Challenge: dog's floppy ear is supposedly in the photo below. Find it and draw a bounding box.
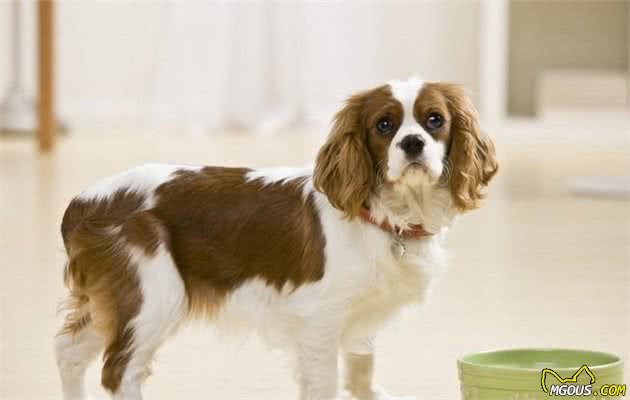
[313,92,373,219]
[440,84,498,211]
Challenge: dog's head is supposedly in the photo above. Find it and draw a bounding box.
[314,78,498,219]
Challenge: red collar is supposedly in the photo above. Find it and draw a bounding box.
[358,208,433,239]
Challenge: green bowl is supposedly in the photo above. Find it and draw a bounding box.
[458,349,625,400]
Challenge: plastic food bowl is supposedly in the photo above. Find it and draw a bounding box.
[458,348,624,399]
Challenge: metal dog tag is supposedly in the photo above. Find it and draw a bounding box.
[391,234,406,258]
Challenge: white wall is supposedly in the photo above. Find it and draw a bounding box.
[0,1,481,134]
[381,2,480,96]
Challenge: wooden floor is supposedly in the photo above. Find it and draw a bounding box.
[1,134,628,399]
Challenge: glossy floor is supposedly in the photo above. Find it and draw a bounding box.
[1,134,628,399]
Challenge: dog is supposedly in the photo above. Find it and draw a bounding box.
[54,77,497,400]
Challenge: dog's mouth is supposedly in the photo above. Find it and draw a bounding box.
[385,158,440,184]
[403,160,429,174]
[400,159,443,184]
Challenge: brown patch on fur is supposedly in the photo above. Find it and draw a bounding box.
[414,85,453,144]
[57,294,91,336]
[421,83,498,211]
[61,190,161,257]
[119,211,164,255]
[314,85,402,218]
[60,190,162,393]
[152,167,326,318]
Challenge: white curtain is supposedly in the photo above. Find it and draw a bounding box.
[149,1,384,135]
[148,1,480,136]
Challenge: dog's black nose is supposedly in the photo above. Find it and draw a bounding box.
[400,135,424,157]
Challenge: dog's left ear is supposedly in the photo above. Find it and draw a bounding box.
[313,91,373,219]
[440,84,498,211]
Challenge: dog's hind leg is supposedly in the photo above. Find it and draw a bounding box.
[101,244,187,400]
[54,298,105,400]
[61,211,187,399]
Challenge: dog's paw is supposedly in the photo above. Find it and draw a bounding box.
[371,385,394,400]
[337,389,361,400]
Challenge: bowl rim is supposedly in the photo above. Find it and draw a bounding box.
[458,348,624,375]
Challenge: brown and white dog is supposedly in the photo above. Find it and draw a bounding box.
[54,77,497,400]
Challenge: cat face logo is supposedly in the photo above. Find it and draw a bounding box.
[541,365,595,393]
[541,365,626,397]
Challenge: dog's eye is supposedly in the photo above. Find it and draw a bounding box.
[426,113,443,130]
[376,118,394,134]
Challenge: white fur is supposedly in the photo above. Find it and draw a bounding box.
[57,160,455,400]
[55,325,104,400]
[369,180,456,234]
[387,78,445,181]
[114,245,188,400]
[77,163,200,207]
[245,166,312,186]
[246,166,314,198]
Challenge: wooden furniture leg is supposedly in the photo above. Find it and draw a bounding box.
[37,0,55,151]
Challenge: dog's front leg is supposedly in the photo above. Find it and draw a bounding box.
[296,322,339,400]
[341,338,393,400]
[343,352,375,399]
